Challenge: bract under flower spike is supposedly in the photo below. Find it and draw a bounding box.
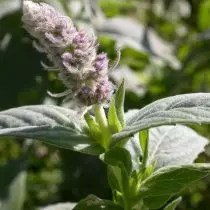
[22,0,115,110]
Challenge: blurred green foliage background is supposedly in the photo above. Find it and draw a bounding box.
[1,0,210,209]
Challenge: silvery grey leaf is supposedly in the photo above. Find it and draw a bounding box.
[0,105,102,155]
[113,93,210,141]
[124,110,208,169]
[147,125,208,169]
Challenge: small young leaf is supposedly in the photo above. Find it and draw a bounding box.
[134,164,210,209]
[107,166,121,192]
[84,113,101,141]
[115,79,125,127]
[73,194,123,210]
[104,148,132,176]
[108,96,122,133]
[139,129,149,168]
[164,197,182,210]
[0,105,103,155]
[103,148,132,196]
[113,93,210,141]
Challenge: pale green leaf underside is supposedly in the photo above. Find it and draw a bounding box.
[113,93,210,140]
[0,105,102,155]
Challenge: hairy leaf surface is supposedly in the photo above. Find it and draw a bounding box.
[0,105,103,154]
[113,93,210,141]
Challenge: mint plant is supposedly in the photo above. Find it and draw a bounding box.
[1,1,210,209]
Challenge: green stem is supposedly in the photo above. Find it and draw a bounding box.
[94,104,110,151]
[94,104,108,129]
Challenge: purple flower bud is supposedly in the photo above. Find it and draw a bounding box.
[82,87,90,94]
[62,52,73,63]
[92,53,108,77]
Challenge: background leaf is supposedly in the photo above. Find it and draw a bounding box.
[40,202,76,210]
[114,79,125,127]
[0,156,27,210]
[164,197,182,210]
[72,194,123,210]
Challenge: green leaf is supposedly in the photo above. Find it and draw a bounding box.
[104,148,132,176]
[134,164,210,209]
[0,105,103,155]
[84,113,101,141]
[164,197,182,210]
[72,194,123,210]
[113,93,210,141]
[107,166,121,192]
[115,80,125,127]
[143,195,171,209]
[108,96,122,133]
[198,1,210,30]
[0,157,27,210]
[139,129,149,168]
[103,148,132,195]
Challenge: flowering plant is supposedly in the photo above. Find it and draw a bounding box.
[1,1,210,210]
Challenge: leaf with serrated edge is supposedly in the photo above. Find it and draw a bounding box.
[0,105,103,155]
[113,93,210,141]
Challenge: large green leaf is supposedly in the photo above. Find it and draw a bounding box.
[72,194,123,210]
[0,105,103,155]
[113,93,210,141]
[134,164,210,209]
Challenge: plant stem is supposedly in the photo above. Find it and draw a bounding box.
[94,104,110,150]
[94,104,108,129]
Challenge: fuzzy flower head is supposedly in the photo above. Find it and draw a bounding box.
[22,0,115,109]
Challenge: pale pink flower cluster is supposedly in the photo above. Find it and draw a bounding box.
[22,0,113,108]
